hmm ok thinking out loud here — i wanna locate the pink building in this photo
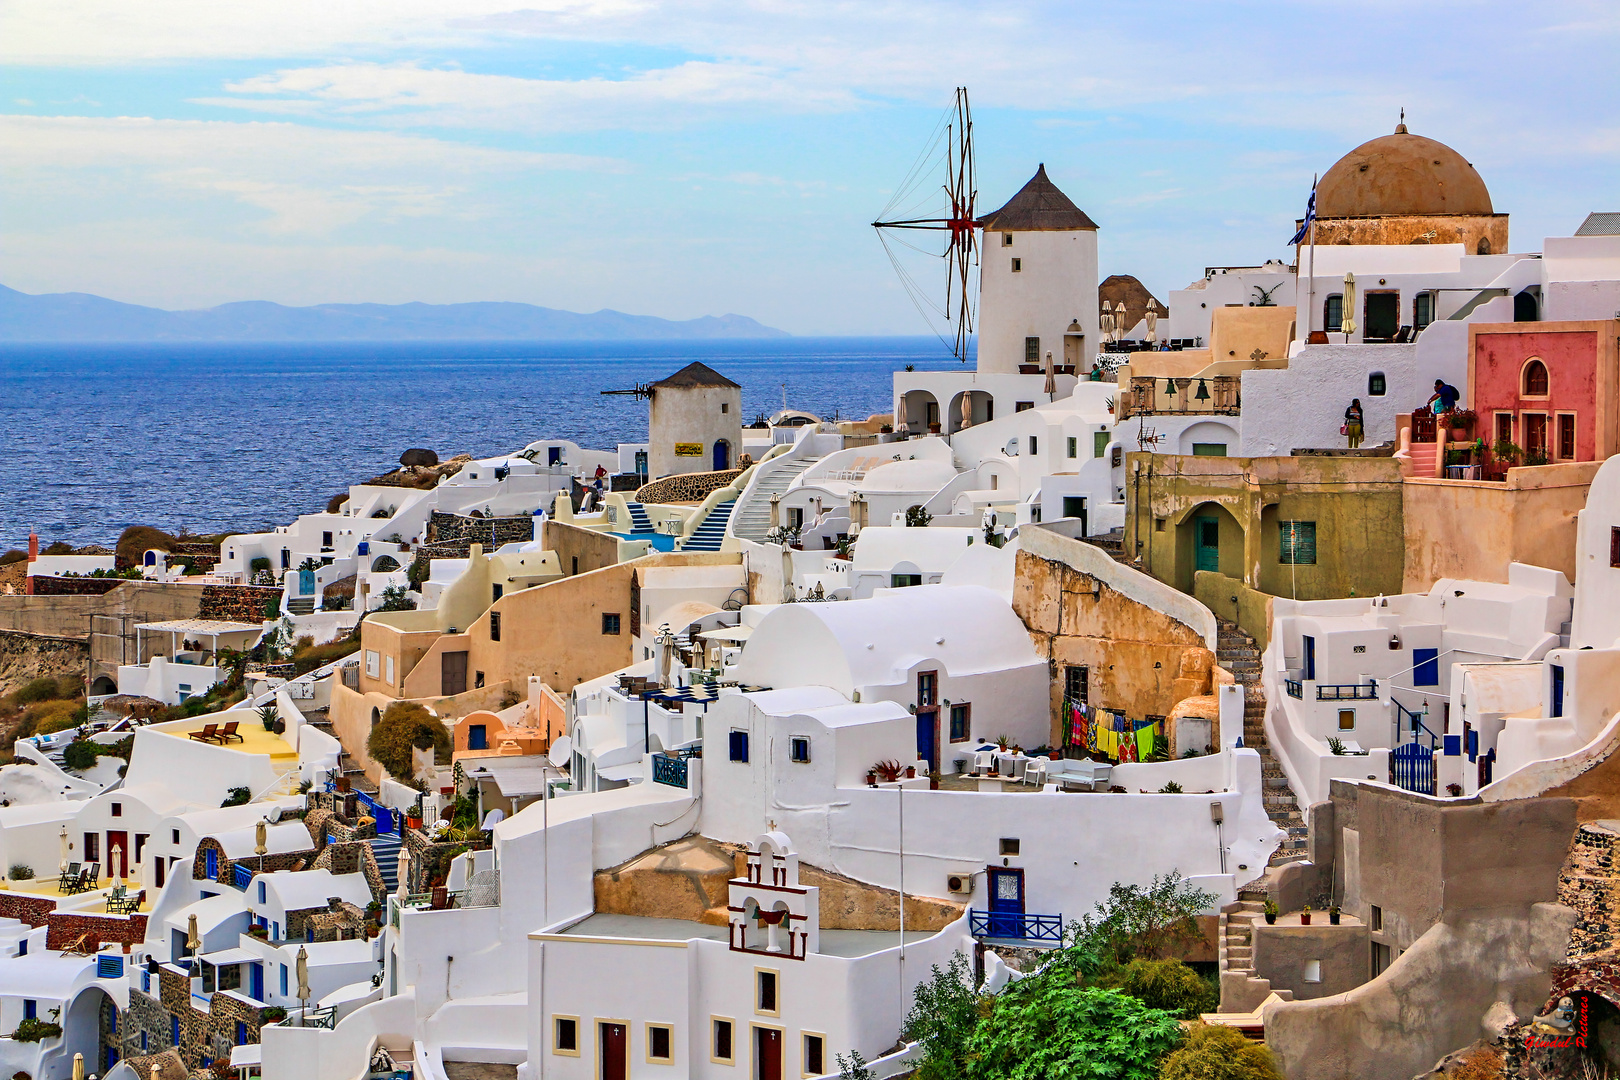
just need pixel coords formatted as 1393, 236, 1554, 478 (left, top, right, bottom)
1469, 320, 1620, 463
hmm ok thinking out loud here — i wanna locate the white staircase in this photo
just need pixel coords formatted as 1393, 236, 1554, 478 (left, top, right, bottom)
730, 457, 818, 541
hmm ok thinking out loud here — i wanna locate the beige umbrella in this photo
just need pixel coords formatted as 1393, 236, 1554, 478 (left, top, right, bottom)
1115, 302, 1129, 340
186, 912, 201, 959
296, 944, 311, 1022
110, 843, 123, 884
1100, 303, 1114, 343
1341, 272, 1357, 336
1145, 301, 1159, 345
59, 827, 69, 874
72, 1052, 84, 1080
958, 393, 972, 430
395, 843, 411, 899
255, 819, 268, 857
1043, 351, 1056, 397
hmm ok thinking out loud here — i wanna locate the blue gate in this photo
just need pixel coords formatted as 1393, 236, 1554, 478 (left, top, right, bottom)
354, 791, 395, 834
1392, 741, 1435, 795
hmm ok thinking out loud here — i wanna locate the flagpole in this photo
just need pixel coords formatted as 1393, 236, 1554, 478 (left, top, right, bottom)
1306, 174, 1318, 342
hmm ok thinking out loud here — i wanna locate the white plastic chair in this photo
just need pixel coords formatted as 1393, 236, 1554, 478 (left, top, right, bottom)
1022, 761, 1046, 787
972, 751, 994, 776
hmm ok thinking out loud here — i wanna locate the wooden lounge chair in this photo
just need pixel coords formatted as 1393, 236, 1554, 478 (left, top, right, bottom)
188, 724, 222, 744
216, 721, 243, 744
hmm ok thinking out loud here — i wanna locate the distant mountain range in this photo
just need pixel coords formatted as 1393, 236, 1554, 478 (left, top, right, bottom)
0, 284, 789, 341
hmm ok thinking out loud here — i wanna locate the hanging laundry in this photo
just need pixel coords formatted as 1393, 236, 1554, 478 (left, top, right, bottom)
1136, 724, 1155, 761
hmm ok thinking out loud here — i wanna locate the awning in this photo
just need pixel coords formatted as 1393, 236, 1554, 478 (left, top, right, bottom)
697, 626, 752, 643
135, 619, 264, 636
199, 947, 259, 966
641, 684, 720, 704
230, 1044, 263, 1067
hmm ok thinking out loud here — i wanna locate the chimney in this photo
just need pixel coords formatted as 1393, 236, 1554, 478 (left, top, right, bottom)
27, 532, 38, 562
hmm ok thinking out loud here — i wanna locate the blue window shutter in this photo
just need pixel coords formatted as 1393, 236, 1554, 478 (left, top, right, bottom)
98, 955, 124, 978
1413, 648, 1439, 687
729, 730, 749, 762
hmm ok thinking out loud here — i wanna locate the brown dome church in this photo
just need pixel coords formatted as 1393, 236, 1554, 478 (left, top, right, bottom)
1299, 121, 1508, 254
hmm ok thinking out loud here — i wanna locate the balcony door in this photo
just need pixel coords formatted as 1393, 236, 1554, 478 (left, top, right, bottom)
986, 867, 1026, 938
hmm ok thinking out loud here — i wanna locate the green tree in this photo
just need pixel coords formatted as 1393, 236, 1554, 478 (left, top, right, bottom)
1065, 873, 1219, 971
905, 504, 934, 528
1158, 1022, 1283, 1080
902, 952, 981, 1080
964, 977, 1183, 1080
1108, 958, 1217, 1019
367, 702, 452, 787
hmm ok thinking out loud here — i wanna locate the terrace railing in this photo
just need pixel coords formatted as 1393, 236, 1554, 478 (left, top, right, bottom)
969, 910, 1064, 945
1119, 375, 1240, 420
1285, 679, 1304, 699
652, 753, 689, 788
1317, 683, 1378, 701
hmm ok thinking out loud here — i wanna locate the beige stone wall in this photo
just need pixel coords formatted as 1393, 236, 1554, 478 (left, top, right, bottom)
543, 519, 621, 577
1207, 304, 1297, 365
1401, 461, 1598, 592
1306, 212, 1509, 255
1014, 547, 1213, 747
649, 385, 743, 479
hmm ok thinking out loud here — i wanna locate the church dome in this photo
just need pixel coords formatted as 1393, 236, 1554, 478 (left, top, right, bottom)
1316, 124, 1493, 218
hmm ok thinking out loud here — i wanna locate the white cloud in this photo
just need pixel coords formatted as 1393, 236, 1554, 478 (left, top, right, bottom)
0, 114, 620, 233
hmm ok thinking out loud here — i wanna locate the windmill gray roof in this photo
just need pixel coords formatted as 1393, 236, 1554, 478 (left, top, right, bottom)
979, 165, 1098, 232
652, 361, 741, 390
1575, 212, 1620, 237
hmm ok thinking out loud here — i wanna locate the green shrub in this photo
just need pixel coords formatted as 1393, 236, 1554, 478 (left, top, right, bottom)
250, 557, 271, 574
0, 550, 27, 566
367, 702, 452, 786
10, 1016, 63, 1042
41, 542, 73, 556
221, 786, 251, 807
1159, 1021, 1283, 1080
7, 864, 32, 881
964, 980, 1182, 1080
905, 504, 933, 528
1113, 958, 1217, 1018
293, 639, 357, 676
115, 525, 178, 568
12, 676, 69, 705
61, 739, 98, 772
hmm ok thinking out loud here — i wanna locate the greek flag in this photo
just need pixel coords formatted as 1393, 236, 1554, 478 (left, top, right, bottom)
1289, 186, 1316, 245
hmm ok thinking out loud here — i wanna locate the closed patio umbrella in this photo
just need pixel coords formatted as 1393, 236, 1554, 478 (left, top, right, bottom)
1341, 272, 1357, 336
1145, 301, 1159, 344
1115, 302, 1129, 339
396, 843, 411, 898
1043, 351, 1056, 397
59, 827, 69, 874
1100, 304, 1114, 342
296, 944, 311, 1021
186, 913, 201, 957
110, 843, 123, 884
72, 1053, 84, 1080
959, 392, 972, 430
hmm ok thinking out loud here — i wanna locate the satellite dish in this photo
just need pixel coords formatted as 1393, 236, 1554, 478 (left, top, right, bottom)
548, 736, 572, 768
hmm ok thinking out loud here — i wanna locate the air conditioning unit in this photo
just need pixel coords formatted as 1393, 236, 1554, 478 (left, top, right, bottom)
946, 872, 976, 896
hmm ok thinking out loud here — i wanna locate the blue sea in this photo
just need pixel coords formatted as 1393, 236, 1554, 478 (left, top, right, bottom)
0, 338, 964, 550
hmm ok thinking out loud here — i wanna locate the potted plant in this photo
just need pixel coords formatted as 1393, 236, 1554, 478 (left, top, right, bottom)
1446, 782, 1463, 797
1449, 408, 1477, 441
927, 422, 941, 434
260, 1006, 287, 1024
995, 734, 1011, 753
1300, 904, 1312, 926
258, 704, 278, 732
865, 769, 877, 787
1264, 897, 1278, 925
873, 759, 903, 783
904, 765, 916, 779
1329, 904, 1341, 926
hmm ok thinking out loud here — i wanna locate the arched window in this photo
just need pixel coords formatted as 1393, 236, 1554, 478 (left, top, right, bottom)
1477, 237, 1492, 255
1523, 360, 1549, 397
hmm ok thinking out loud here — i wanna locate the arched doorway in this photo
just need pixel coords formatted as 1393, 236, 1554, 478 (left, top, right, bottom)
1174, 501, 1243, 593
900, 390, 940, 434
713, 440, 731, 471
89, 675, 116, 697
948, 390, 994, 433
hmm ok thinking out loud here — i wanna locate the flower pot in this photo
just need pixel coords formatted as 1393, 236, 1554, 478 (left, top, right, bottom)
1300, 912, 1311, 925
1049, 751, 1062, 760
335, 777, 351, 793
1264, 912, 1276, 924
928, 423, 941, 434
405, 815, 422, 831
904, 766, 916, 779
1451, 428, 1469, 442
866, 771, 876, 787
1329, 911, 1341, 925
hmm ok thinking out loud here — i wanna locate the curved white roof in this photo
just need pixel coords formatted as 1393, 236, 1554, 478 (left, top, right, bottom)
259, 868, 373, 913
735, 585, 1039, 696
215, 821, 314, 860
857, 458, 958, 494
850, 527, 977, 573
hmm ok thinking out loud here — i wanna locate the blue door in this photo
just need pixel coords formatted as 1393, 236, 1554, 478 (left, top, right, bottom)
1303, 636, 1316, 681
916, 711, 938, 773
986, 868, 1025, 938
298, 567, 315, 595
1414, 648, 1439, 686
1551, 665, 1565, 717
713, 440, 730, 471
205, 848, 217, 880
105, 1046, 118, 1072
249, 962, 263, 1002
468, 724, 487, 751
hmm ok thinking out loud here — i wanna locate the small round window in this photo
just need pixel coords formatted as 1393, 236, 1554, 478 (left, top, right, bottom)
1368, 372, 1386, 396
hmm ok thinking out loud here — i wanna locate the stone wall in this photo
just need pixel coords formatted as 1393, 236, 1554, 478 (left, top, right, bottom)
287, 897, 368, 942
28, 575, 126, 596
191, 836, 317, 884
198, 585, 282, 623
45, 910, 147, 951
426, 511, 535, 547
122, 989, 179, 1069
401, 827, 488, 894
310, 840, 387, 905
0, 892, 57, 926
154, 962, 277, 1072
634, 469, 743, 505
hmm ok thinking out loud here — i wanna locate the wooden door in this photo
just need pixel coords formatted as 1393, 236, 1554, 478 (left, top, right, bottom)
600, 1022, 627, 1080
756, 1026, 782, 1080
1195, 517, 1219, 572
441, 651, 468, 696
1525, 413, 1548, 456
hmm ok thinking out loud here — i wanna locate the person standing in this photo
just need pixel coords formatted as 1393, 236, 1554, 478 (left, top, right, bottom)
1344, 398, 1365, 449
1427, 379, 1460, 415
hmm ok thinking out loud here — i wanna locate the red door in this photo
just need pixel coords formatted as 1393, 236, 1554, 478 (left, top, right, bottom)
756, 1027, 782, 1080
600, 1022, 627, 1080
107, 831, 128, 878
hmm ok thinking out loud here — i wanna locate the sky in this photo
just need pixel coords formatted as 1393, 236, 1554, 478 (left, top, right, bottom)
3, 1, 1619, 337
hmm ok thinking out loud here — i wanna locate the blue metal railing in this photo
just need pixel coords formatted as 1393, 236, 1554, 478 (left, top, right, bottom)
1317, 683, 1377, 701
652, 753, 688, 788
232, 863, 252, 890
969, 910, 1064, 944
1284, 680, 1303, 699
